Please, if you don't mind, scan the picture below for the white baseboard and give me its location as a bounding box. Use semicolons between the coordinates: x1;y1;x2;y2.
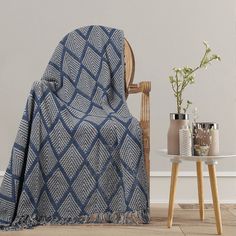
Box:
150;199;236;204
0;171;235;204
150;171;236;204
150;171;236;177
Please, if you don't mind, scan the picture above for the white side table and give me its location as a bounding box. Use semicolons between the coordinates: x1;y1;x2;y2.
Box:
158;149;236;235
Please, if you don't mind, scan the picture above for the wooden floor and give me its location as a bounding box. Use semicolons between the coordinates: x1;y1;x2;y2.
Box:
0;204;236;236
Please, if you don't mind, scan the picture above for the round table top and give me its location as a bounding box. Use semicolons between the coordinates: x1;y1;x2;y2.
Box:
157;149;236;163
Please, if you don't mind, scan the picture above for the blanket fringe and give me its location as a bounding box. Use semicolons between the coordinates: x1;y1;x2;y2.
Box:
0;209;150;231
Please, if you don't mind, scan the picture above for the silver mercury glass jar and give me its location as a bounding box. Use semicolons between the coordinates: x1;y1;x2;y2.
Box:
193;122;219;156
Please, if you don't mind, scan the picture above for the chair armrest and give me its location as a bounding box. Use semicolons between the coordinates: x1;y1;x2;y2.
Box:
128;82;150;94
128;81;151;180
128;81;151;122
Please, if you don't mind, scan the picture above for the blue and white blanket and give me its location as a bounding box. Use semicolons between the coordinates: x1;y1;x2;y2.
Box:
0;25;149;230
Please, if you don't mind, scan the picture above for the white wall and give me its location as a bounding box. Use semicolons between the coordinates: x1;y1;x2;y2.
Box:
0;0;236;202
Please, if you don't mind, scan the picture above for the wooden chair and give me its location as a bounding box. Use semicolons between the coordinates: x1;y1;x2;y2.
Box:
124;39;151;181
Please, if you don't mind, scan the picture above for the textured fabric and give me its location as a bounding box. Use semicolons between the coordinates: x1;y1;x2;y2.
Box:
0;25;149;230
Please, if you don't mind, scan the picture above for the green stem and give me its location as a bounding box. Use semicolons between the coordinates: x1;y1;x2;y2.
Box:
200;49;208;67
175;71;181;113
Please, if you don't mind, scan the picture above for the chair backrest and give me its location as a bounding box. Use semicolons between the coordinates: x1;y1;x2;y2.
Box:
124;39;135;98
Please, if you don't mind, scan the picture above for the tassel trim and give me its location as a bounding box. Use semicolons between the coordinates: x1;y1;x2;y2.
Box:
0;209;150;231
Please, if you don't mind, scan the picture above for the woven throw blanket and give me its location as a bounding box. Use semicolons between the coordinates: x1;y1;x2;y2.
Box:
0;25;149;230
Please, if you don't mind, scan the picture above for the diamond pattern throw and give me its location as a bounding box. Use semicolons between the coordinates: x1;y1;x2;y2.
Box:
0;25;149;230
